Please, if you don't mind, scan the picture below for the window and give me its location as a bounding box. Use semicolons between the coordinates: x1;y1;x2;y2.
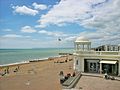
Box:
76;60;78;65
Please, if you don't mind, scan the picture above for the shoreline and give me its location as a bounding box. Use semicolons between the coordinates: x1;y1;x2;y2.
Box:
0;53;73;68
0;56;61;67
0;61;30;67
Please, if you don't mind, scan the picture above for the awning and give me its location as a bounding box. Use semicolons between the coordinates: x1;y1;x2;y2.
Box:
100;60;117;64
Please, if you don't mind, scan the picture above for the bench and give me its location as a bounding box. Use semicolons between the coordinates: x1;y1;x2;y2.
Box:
62;72;81;89
63;77;74;86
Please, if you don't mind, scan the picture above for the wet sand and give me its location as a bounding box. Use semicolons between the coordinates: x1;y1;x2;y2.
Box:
0;56;74;90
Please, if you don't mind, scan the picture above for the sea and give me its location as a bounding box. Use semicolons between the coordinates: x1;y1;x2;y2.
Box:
0;48;74;65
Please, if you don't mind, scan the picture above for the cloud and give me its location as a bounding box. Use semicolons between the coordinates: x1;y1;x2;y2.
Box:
39;0;120;28
78;30;120;46
2;34;23;38
12;5;38;16
21;26;37;33
2;29;12;32
38;30;67;37
64;36;77;41
35;24;46;28
32;2;47;10
38;0;92;27
0;35;67;48
37;0;120;46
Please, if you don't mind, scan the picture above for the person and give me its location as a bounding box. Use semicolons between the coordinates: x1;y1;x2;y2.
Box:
25;80;30;86
59;71;65;84
104;72;108;79
14;67;18;72
72;72;76;77
17;66;20;70
6;67;9;74
4;69;7;74
67;73;71;78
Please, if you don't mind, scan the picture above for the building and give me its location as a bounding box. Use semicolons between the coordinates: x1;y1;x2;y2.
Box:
73;37;120;76
94;45;120;51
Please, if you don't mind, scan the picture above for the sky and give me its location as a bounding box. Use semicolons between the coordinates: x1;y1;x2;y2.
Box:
0;0;120;48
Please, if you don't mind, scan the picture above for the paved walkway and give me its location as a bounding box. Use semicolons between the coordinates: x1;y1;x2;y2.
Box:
75;74;120;90
81;72;120;81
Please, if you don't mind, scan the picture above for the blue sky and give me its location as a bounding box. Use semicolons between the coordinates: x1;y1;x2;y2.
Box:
0;0;120;48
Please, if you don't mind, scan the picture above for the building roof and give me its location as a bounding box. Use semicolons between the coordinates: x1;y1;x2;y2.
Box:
75;37;90;43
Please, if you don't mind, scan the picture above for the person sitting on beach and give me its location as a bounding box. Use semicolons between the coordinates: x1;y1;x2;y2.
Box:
14;67;18;72
65;60;67;62
59;71;65;84
72;72;76;77
14;66;20;72
1;69;7;76
67;73;71;78
1;73;5;76
64;73;71;80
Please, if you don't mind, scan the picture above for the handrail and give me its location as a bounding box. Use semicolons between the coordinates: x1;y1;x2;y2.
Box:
75;51;120;55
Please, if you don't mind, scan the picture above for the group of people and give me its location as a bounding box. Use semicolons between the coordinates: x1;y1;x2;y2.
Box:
104;73;115;80
59;71;76;84
0;65;19;76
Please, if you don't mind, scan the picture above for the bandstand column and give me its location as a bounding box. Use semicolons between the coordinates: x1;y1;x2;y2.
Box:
83;44;84;51
87;44;89;50
76;44;79;50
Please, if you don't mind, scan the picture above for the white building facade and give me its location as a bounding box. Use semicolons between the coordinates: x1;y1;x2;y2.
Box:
73;37;120;76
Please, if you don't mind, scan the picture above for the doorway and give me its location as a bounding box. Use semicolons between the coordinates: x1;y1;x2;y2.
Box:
85;60;99;73
89;62;97;72
102;63;118;75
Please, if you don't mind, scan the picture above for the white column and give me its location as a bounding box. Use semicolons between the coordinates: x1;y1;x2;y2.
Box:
78;58;81;71
76;44;79;50
82;59;84;72
79;45;81;51
115;64;117;75
77;57;83;72
90;44;91;50
105;45;107;51
87;44;89;50
78;58;81;72
83;44;84;51
100;63;102;74
118;61;120;76
73;58;76;70
88;44;91;51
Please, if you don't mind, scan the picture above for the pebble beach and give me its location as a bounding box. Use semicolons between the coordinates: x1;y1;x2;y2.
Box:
0;56;74;90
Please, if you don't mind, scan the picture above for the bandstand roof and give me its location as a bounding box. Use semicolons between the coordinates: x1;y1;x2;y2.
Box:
75;37;91;43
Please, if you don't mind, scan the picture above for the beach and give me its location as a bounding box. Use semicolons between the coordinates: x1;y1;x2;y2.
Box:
0;55;74;90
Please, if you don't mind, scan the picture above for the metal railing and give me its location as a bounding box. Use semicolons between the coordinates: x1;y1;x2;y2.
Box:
75;50;120;55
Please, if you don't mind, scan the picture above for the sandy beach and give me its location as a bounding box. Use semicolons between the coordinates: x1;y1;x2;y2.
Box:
0;55;74;90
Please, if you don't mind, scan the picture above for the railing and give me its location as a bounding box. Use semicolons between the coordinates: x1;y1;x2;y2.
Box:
75;50;120;56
